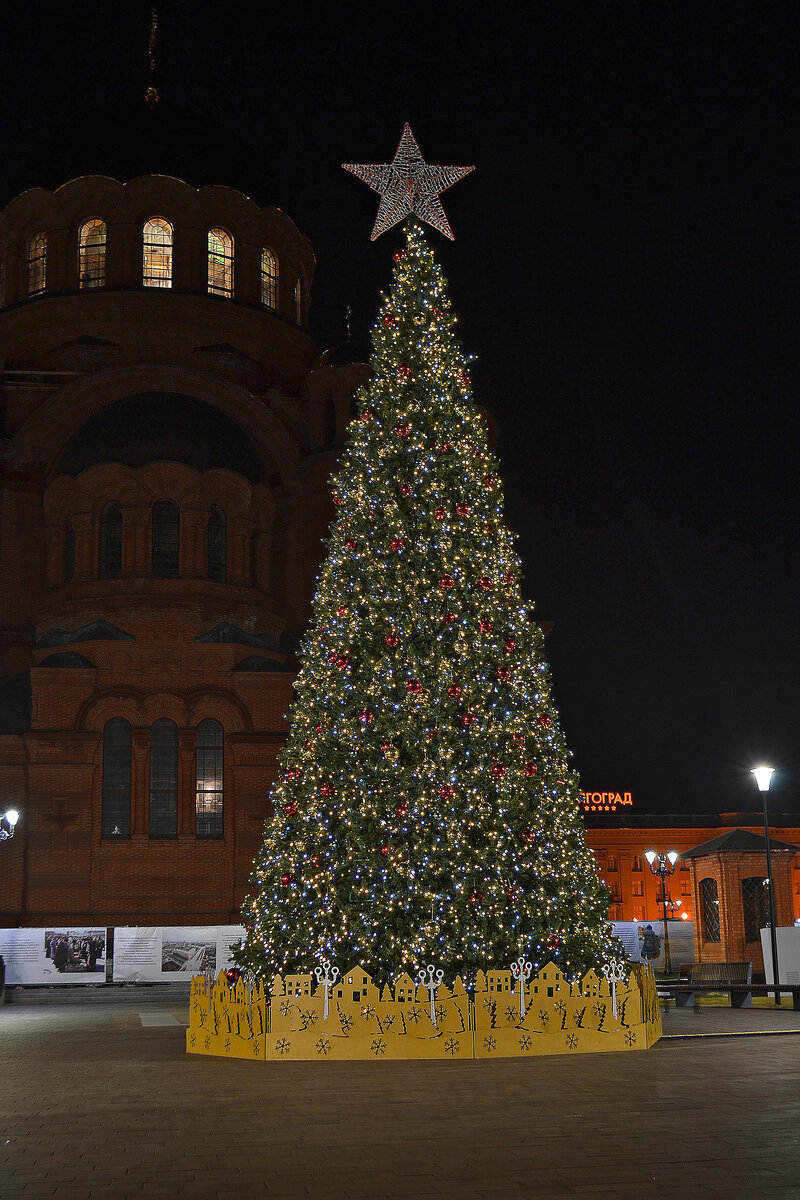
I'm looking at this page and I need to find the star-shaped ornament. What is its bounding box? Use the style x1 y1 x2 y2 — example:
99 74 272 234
343 123 474 241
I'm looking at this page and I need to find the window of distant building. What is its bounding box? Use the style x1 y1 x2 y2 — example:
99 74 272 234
261 247 278 309
63 521 75 583
149 719 178 837
700 877 721 942
151 500 179 578
631 854 643 872
207 505 226 582
606 855 618 872
633 905 645 921
608 904 620 921
99 501 123 579
102 719 132 838
195 719 223 837
681 879 691 896
27 232 47 297
79 218 106 288
294 276 303 324
208 228 233 297
632 880 643 896
143 217 173 288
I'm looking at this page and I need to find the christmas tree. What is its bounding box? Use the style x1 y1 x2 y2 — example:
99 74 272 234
237 220 615 987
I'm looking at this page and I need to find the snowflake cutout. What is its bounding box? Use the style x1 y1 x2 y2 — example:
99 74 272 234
383 1014 395 1030
592 1001 605 1018
339 1012 355 1034
538 1009 549 1025
198 1010 206 1027
224 1037 231 1052
566 1032 578 1050
482 997 495 1012
436 1004 447 1025
275 1038 291 1056
483 1035 497 1053
371 1037 387 1056
445 1038 460 1056
504 1005 518 1023
555 1000 567 1017
188 1032 196 1048
408 1005 422 1023
301 1008 319 1028
362 1004 376 1020
519 1034 532 1051
279 999 293 1018
625 1030 637 1046
316 1035 331 1056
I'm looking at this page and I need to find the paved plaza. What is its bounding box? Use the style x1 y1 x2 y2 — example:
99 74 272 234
3 998 800 1198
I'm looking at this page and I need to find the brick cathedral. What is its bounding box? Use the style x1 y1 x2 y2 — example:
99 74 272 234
0 170 369 928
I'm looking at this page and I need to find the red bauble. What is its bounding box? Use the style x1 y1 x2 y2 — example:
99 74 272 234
345 538 358 551
380 741 390 752
503 571 515 584
518 827 535 843
492 763 507 778
442 611 456 624
511 732 525 746
226 967 240 985
320 782 335 797
478 576 492 590
359 710 374 724
380 845 390 857
469 891 483 906
461 372 470 387
398 363 411 377
304 739 311 749
385 632 399 648
335 656 349 669
462 712 476 727
400 483 412 496
315 724 323 734
396 424 411 438
393 249 405 262
455 501 471 516
332 494 343 506
382 314 396 327
447 684 462 698
327 651 337 663
280 873 296 887
523 761 537 776
389 537 404 551
337 604 348 616
438 442 452 455
538 714 551 728
547 935 561 950
395 802 409 817
483 474 496 489
479 617 493 633
505 886 519 902
434 506 446 520
285 767 302 781
361 408 374 423
439 575 454 589
504 637 516 653
497 666 510 682
284 801 298 816
439 784 455 800
406 679 422 694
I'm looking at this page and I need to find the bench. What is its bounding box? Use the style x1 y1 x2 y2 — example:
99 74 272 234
675 961 753 1009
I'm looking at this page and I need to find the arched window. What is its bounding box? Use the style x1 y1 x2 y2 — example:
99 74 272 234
700 877 721 942
606 854 618 872
63 521 75 583
294 276 303 324
207 505 226 582
195 719 223 837
208 228 233 297
79 218 106 289
143 217 173 288
151 500 179 578
742 875 770 943
102 719 132 837
631 854 643 872
27 232 47 297
99 501 123 579
149 719 178 837
261 247 278 308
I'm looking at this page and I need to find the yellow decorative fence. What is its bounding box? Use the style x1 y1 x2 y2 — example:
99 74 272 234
186 960 661 1061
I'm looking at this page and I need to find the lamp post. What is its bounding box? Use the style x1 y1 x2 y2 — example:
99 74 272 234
0 808 19 842
663 897 682 919
645 849 678 972
752 766 781 1006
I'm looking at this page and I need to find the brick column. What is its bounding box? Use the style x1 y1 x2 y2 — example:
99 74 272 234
132 728 150 836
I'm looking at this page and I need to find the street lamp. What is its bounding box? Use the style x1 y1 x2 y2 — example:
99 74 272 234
752 766 780 1005
663 897 682 919
0 808 20 841
645 849 679 972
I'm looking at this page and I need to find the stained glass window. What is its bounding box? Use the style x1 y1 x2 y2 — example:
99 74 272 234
79 219 106 289
143 217 173 288
28 232 47 297
208 228 233 298
261 247 278 309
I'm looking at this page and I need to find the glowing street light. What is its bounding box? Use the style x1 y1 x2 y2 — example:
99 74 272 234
0 808 20 842
645 849 679 972
751 766 780 1005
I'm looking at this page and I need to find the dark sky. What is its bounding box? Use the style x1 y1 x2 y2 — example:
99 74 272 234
2 3 798 813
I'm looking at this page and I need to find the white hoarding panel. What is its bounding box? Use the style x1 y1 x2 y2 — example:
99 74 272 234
0 927 107 985
112 925 245 982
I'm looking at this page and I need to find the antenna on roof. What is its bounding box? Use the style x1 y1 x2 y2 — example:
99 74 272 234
145 8 160 108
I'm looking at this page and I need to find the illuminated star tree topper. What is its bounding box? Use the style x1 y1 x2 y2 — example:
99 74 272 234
343 123 475 241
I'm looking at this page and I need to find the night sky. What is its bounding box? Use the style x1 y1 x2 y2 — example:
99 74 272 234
2 4 798 814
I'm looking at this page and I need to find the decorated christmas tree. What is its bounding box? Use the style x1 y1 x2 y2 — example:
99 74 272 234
237 215 616 988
